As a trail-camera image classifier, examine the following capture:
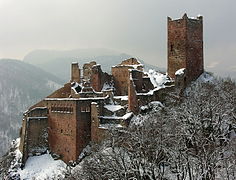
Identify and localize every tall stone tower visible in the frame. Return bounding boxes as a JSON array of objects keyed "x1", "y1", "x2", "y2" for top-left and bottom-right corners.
[{"x1": 167, "y1": 13, "x2": 204, "y2": 82}]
